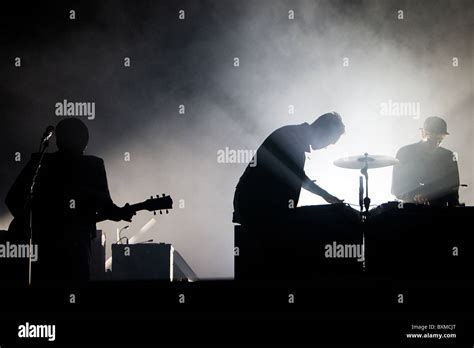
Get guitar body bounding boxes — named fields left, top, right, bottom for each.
left=0, top=194, right=172, bottom=286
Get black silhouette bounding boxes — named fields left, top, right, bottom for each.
left=233, top=112, right=345, bottom=225
left=5, top=118, right=135, bottom=286
left=391, top=116, right=460, bottom=206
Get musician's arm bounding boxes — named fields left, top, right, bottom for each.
left=287, top=158, right=340, bottom=201
left=301, top=176, right=330, bottom=197
left=93, top=159, right=132, bottom=222
left=391, top=148, right=417, bottom=201
left=447, top=153, right=460, bottom=189
left=268, top=142, right=342, bottom=203
left=436, top=152, right=460, bottom=204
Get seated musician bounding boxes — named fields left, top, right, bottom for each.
left=5, top=118, right=135, bottom=285
left=391, top=116, right=460, bottom=206
left=233, top=112, right=345, bottom=225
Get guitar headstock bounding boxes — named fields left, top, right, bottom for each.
left=144, top=194, right=173, bottom=215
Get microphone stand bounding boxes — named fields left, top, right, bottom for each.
left=359, top=174, right=366, bottom=270
left=360, top=153, right=371, bottom=213
left=28, top=135, right=51, bottom=285
left=359, top=153, right=371, bottom=273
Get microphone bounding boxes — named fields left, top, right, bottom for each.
left=41, top=126, right=55, bottom=143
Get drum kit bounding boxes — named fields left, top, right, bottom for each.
left=332, top=153, right=399, bottom=271
left=333, top=153, right=399, bottom=215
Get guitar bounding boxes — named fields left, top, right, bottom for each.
left=96, top=194, right=173, bottom=222
left=2, top=195, right=173, bottom=285
left=7, top=194, right=173, bottom=238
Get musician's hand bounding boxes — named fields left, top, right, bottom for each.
left=323, top=193, right=344, bottom=204
left=414, top=194, right=428, bottom=204
left=120, top=203, right=136, bottom=222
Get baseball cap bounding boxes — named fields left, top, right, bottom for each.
left=423, top=116, right=449, bottom=135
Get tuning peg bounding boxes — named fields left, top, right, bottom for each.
left=156, top=194, right=159, bottom=198
left=162, top=193, right=165, bottom=197
left=150, top=196, right=153, bottom=199
left=166, top=209, right=169, bottom=214
left=153, top=211, right=156, bottom=215
left=160, top=210, right=163, bottom=215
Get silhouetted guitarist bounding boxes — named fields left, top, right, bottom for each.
left=5, top=118, right=135, bottom=285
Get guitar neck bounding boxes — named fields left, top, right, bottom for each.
left=128, top=201, right=146, bottom=214
left=95, top=203, right=142, bottom=223
left=96, top=196, right=172, bottom=223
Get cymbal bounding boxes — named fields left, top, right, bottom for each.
left=334, top=154, right=399, bottom=170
